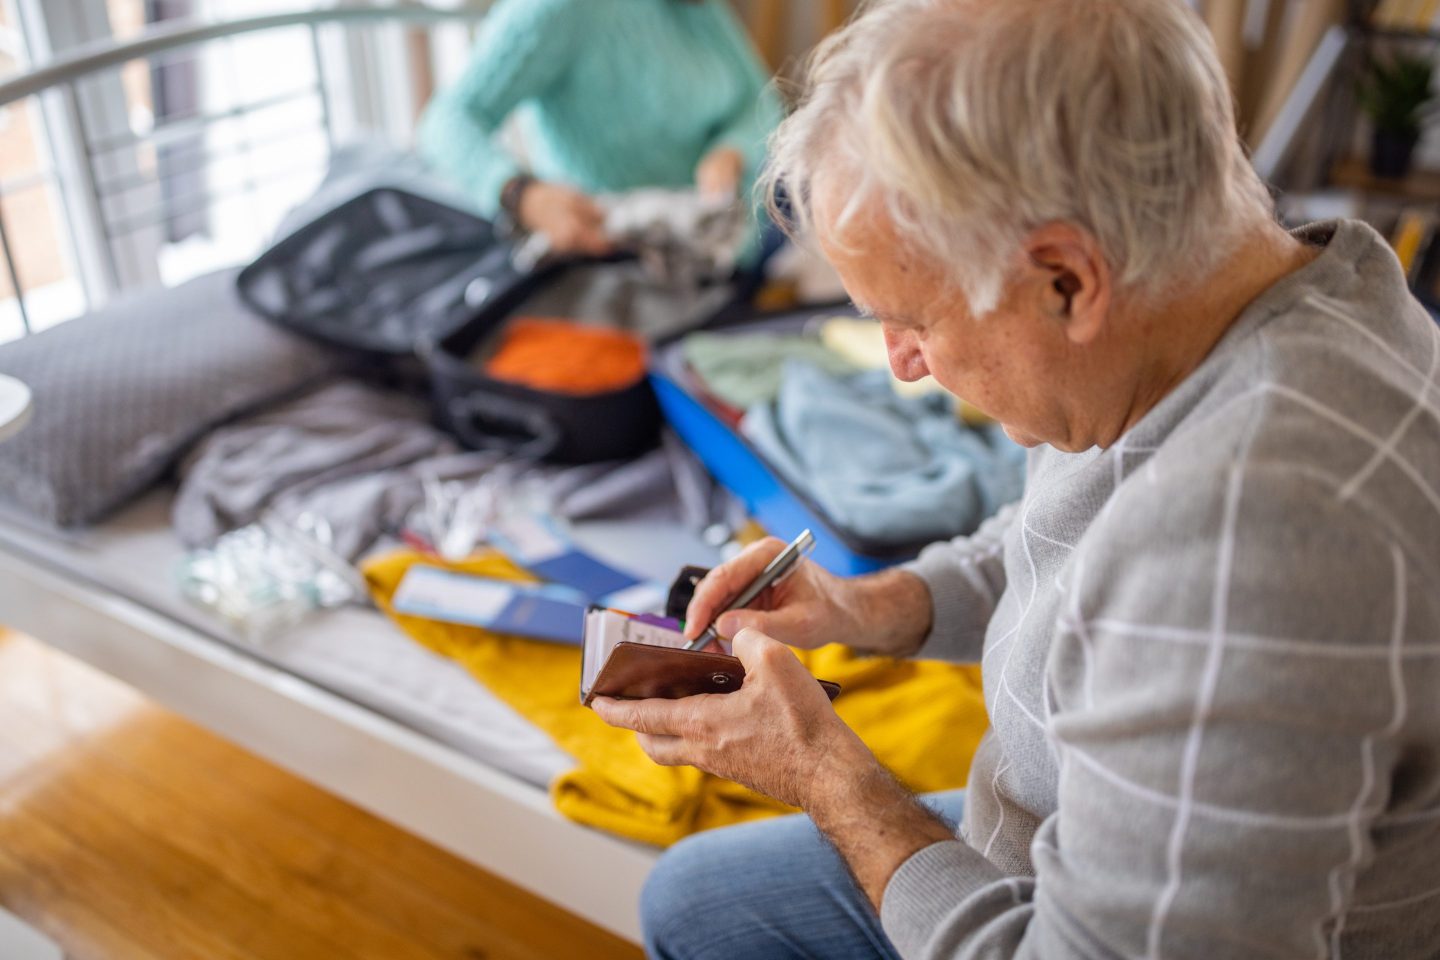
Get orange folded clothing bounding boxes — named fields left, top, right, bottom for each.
left=482, top=318, right=647, bottom=395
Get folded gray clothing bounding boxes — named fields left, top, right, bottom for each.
left=601, top=188, right=747, bottom=288
left=742, top=361, right=1026, bottom=547
left=543, top=447, right=674, bottom=522
left=174, top=381, right=736, bottom=560
left=173, top=381, right=456, bottom=559
left=547, top=428, right=740, bottom=532
left=658, top=427, right=747, bottom=534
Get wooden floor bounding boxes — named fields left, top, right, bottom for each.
left=0, top=631, right=644, bottom=960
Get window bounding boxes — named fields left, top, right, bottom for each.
left=0, top=0, right=415, bottom=344
left=0, top=0, right=85, bottom=341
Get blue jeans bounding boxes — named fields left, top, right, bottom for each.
left=641, top=790, right=967, bottom=960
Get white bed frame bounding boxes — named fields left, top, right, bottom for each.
left=0, top=543, right=659, bottom=941
left=0, top=6, right=661, bottom=943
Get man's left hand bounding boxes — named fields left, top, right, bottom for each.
left=591, top=628, right=875, bottom=809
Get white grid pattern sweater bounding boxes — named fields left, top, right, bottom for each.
left=885, top=220, right=1440, bottom=959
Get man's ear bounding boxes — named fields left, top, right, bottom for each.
left=1023, top=223, right=1111, bottom=346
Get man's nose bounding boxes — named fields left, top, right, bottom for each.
left=883, top=328, right=931, bottom=382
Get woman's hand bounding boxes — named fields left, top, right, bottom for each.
left=683, top=537, right=935, bottom=655
left=695, top=146, right=745, bottom=200
left=517, top=181, right=613, bottom=256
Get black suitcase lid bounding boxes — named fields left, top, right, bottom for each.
left=236, top=187, right=533, bottom=357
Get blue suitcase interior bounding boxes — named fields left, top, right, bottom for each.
left=650, top=308, right=940, bottom=576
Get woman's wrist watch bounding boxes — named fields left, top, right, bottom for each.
left=496, top=173, right=536, bottom=237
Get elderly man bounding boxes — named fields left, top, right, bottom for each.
left=592, top=0, right=1440, bottom=956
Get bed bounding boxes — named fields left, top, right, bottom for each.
left=0, top=483, right=716, bottom=940
left=0, top=5, right=721, bottom=942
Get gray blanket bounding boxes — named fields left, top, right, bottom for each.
left=174, top=381, right=733, bottom=561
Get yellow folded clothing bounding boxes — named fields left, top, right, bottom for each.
left=363, top=549, right=989, bottom=847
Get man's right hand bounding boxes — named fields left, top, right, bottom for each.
left=683, top=537, right=935, bottom=656
left=517, top=181, right=612, bottom=256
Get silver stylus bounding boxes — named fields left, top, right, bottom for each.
left=682, top=529, right=816, bottom=651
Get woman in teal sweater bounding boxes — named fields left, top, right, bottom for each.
left=417, top=0, right=783, bottom=256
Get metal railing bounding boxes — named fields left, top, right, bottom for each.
left=0, top=3, right=492, bottom=338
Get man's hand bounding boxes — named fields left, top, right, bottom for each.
left=517, top=181, right=613, bottom=256
left=592, top=628, right=874, bottom=808
left=695, top=146, right=745, bottom=200
left=684, top=537, right=936, bottom=656
left=592, top=627, right=958, bottom=909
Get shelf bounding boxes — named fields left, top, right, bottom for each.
left=1361, top=24, right=1440, bottom=42
left=1329, top=156, right=1440, bottom=202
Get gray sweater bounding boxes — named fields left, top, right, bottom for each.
left=885, top=220, right=1440, bottom=960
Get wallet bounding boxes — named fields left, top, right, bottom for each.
left=580, top=606, right=842, bottom=706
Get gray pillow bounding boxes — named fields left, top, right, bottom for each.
left=0, top=268, right=345, bottom=527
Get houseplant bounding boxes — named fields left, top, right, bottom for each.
left=1359, top=51, right=1437, bottom=179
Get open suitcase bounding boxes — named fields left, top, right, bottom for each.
left=237, top=186, right=733, bottom=464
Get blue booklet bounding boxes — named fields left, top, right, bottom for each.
left=487, top=512, right=666, bottom=612
left=391, top=565, right=591, bottom=645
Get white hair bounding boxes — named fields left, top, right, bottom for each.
left=763, top=0, right=1275, bottom=315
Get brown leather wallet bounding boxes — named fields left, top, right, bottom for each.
left=581, top=641, right=842, bottom=707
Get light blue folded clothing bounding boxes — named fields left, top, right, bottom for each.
left=741, top=361, right=1025, bottom=547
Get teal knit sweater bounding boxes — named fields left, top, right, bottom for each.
left=416, top=0, right=783, bottom=219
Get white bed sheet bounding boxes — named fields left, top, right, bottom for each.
left=0, top=489, right=719, bottom=790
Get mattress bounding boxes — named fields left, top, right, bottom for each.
left=0, top=489, right=719, bottom=789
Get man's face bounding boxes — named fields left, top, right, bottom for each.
left=814, top=187, right=1081, bottom=450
